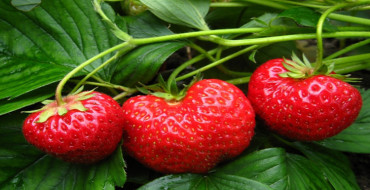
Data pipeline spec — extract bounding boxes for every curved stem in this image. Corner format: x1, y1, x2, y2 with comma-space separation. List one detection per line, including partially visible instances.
70, 80, 133, 92
236, 0, 289, 9
188, 43, 216, 62
176, 45, 261, 81
113, 91, 136, 101
217, 65, 252, 77
325, 38, 370, 60
131, 28, 265, 45
71, 43, 135, 93
328, 13, 370, 26
210, 2, 252, 8
202, 31, 370, 46
93, 0, 132, 41
167, 49, 219, 85
315, 3, 349, 70
226, 76, 251, 85
222, 0, 370, 26
334, 61, 370, 74
324, 53, 370, 73
55, 42, 130, 105
270, 0, 329, 9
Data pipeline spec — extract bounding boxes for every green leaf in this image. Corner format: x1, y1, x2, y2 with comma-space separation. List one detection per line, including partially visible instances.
0, 56, 74, 99
279, 7, 337, 32
317, 89, 370, 153
125, 11, 175, 38
0, 113, 126, 189
286, 153, 333, 190
241, 13, 279, 28
249, 42, 299, 65
11, 0, 41, 11
0, 0, 120, 101
224, 13, 278, 39
217, 148, 287, 190
112, 42, 186, 87
140, 0, 210, 30
293, 142, 360, 190
0, 85, 55, 116
138, 173, 273, 190
0, 113, 44, 187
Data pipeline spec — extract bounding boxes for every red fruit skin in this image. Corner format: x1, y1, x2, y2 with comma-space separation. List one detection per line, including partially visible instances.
22, 91, 124, 164
122, 79, 255, 174
247, 58, 362, 141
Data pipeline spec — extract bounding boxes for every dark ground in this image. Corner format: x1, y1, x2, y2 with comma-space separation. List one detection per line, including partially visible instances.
348, 153, 370, 190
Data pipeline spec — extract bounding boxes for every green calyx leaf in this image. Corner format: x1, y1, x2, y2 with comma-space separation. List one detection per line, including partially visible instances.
279, 53, 315, 79
279, 54, 362, 83
57, 107, 68, 116
32, 91, 95, 123
137, 74, 202, 102
37, 109, 56, 123
68, 101, 88, 112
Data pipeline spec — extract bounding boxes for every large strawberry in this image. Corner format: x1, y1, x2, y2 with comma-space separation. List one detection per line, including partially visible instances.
247, 56, 362, 141
121, 79, 255, 173
23, 91, 124, 164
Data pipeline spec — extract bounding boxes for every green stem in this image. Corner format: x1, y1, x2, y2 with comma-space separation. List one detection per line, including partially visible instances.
315, 3, 349, 70
70, 80, 133, 92
210, 2, 252, 8
229, 0, 370, 26
188, 43, 216, 62
71, 43, 135, 93
334, 61, 370, 74
328, 13, 370, 26
325, 38, 370, 60
337, 26, 370, 31
217, 65, 252, 77
55, 42, 129, 105
324, 53, 370, 73
176, 45, 261, 81
93, 0, 132, 41
113, 91, 137, 101
130, 28, 265, 45
236, 0, 289, 9
226, 76, 251, 85
270, 0, 329, 9
167, 49, 219, 85
324, 53, 370, 65
202, 31, 370, 46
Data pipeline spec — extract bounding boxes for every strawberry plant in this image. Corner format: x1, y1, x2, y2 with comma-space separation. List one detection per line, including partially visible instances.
1, 0, 370, 189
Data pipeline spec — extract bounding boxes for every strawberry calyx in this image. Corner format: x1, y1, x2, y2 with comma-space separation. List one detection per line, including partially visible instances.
279, 53, 360, 82
25, 90, 95, 123
137, 74, 202, 102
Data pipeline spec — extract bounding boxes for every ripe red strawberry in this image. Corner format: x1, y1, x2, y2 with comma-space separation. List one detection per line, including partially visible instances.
247, 58, 362, 141
22, 91, 124, 164
122, 79, 255, 173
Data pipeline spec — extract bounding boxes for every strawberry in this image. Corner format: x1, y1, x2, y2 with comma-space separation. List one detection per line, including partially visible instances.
121, 79, 255, 173
22, 91, 124, 164
247, 57, 362, 141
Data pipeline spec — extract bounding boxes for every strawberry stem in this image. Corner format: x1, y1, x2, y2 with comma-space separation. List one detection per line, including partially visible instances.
167, 49, 219, 90
93, 0, 132, 41
315, 3, 351, 72
324, 38, 370, 60
55, 42, 130, 105
71, 44, 136, 94
226, 76, 251, 85
176, 45, 262, 82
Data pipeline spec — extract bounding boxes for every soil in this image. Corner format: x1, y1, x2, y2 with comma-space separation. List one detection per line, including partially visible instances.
348, 153, 370, 190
